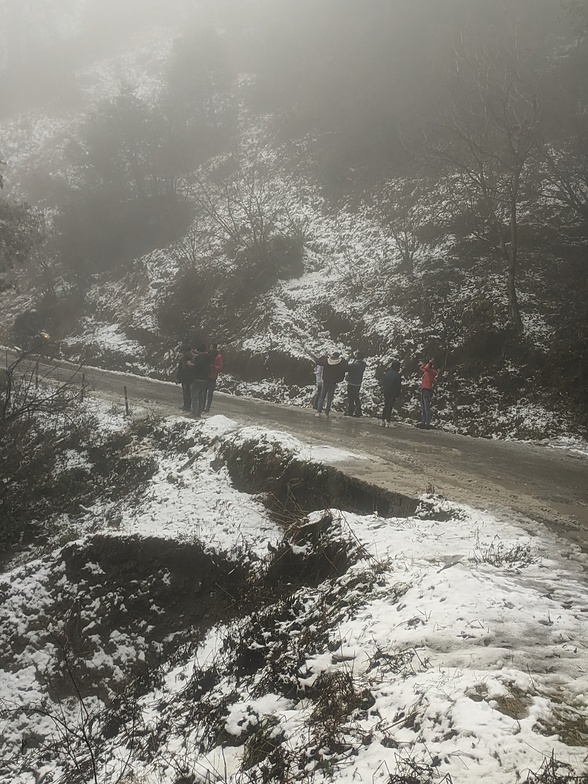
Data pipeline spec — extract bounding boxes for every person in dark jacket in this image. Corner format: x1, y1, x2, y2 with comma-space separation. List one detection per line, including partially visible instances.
313, 352, 349, 417
176, 346, 194, 411
204, 344, 223, 413
381, 361, 402, 427
346, 351, 367, 417
189, 344, 213, 418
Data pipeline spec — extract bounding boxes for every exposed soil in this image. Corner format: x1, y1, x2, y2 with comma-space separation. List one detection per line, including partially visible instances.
220, 436, 418, 521
2, 510, 361, 701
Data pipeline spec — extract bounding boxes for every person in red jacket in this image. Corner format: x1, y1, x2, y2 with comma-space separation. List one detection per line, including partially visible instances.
417, 358, 438, 429
204, 344, 223, 413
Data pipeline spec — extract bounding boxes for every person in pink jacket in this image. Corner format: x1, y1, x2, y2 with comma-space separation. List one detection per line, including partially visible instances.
204, 344, 224, 413
417, 358, 438, 429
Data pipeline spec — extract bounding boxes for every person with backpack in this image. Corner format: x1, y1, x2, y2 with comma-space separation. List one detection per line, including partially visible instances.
176, 346, 194, 412
381, 360, 402, 427
346, 351, 367, 417
417, 358, 438, 429
204, 344, 223, 413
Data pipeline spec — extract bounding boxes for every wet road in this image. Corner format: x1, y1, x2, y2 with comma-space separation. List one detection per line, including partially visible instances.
7, 352, 588, 551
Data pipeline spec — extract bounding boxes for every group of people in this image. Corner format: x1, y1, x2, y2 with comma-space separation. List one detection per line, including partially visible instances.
176, 343, 438, 429
311, 351, 438, 429
176, 344, 224, 418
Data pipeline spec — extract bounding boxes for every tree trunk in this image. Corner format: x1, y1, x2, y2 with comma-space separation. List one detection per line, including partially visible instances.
508, 169, 524, 333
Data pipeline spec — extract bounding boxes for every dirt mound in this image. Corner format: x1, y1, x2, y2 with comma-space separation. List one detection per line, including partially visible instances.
221, 436, 418, 521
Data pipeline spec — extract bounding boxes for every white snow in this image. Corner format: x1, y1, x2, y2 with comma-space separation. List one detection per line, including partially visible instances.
226, 425, 368, 464
1, 401, 587, 784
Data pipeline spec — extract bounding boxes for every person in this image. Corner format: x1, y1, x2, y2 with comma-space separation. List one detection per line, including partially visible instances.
204, 344, 223, 413
176, 345, 194, 411
381, 361, 402, 427
189, 344, 212, 418
311, 364, 323, 410
346, 351, 367, 417
313, 352, 349, 417
417, 358, 438, 429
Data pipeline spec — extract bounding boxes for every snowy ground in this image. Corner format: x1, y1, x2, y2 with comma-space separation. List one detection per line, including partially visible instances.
1, 400, 587, 783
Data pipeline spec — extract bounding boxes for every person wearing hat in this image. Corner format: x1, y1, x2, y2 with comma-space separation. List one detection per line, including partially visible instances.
311, 351, 349, 416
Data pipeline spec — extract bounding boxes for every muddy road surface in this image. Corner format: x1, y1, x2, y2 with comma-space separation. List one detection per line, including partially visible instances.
8, 353, 588, 551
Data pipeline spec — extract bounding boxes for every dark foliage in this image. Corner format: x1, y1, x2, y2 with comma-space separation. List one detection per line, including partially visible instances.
55, 190, 192, 279
157, 231, 304, 346
0, 198, 43, 273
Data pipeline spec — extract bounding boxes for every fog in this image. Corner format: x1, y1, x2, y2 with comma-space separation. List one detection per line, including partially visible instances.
0, 0, 567, 121
0, 2, 587, 469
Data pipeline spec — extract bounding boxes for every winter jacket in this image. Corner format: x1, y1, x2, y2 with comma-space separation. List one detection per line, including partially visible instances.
346, 359, 367, 387
176, 355, 193, 384
419, 363, 438, 391
316, 356, 349, 384
190, 352, 213, 381
382, 368, 402, 398
209, 352, 224, 380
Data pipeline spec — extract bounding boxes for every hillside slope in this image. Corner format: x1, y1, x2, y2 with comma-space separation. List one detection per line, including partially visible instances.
1, 396, 587, 784
0, 4, 587, 440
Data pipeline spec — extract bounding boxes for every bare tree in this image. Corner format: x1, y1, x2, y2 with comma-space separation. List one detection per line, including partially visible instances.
171, 215, 218, 269
374, 178, 442, 276
186, 165, 306, 278
539, 144, 588, 223
420, 38, 542, 333
0, 355, 81, 426
188, 166, 280, 259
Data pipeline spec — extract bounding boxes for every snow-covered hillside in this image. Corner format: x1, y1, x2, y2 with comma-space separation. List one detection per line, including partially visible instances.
0, 9, 586, 445
1, 399, 587, 784
2, 8, 587, 784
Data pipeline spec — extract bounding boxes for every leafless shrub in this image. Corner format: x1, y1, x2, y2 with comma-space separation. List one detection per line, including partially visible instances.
0, 356, 86, 551
2, 636, 140, 784
525, 752, 588, 784
388, 751, 453, 784
472, 534, 535, 568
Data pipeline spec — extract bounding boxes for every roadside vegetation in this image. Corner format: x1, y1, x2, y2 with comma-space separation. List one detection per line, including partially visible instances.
0, 0, 587, 439
0, 358, 157, 556
0, 388, 587, 783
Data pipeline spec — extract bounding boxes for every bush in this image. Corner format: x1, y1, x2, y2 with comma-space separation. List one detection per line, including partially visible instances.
158, 244, 300, 345
0, 361, 157, 554
267, 234, 305, 280
0, 360, 81, 551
